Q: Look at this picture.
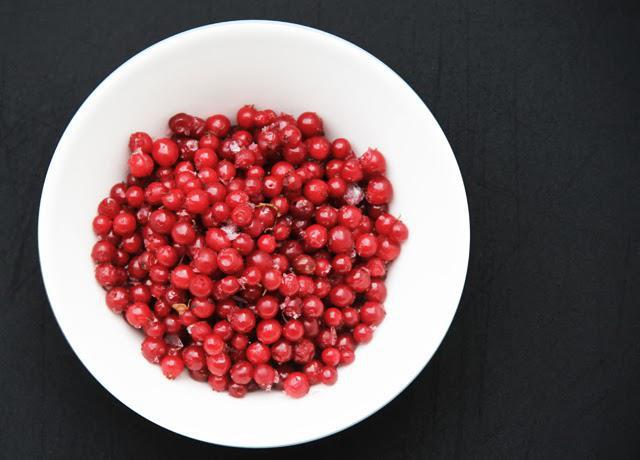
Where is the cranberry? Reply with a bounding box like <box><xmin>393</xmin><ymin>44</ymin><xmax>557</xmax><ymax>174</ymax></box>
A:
<box><xmin>390</xmin><ymin>220</ymin><xmax>409</xmax><ymax>243</ymax></box>
<box><xmin>208</xmin><ymin>374</ymin><xmax>228</xmax><ymax>392</ymax></box>
<box><xmin>125</xmin><ymin>302</ymin><xmax>153</xmax><ymax>329</ymax></box>
<box><xmin>366</xmin><ymin>176</ymin><xmax>393</xmax><ymax>205</ymax></box>
<box><xmin>306</xmin><ymin>136</ymin><xmax>330</xmax><ymax>160</ymax></box>
<box><xmin>246</xmin><ymin>341</ymin><xmax>271</xmax><ymax>365</ymax></box>
<box><xmin>328</xmin><ymin>226</ymin><xmax>353</xmax><ymax>253</ymax></box>
<box><xmin>93</xmin><ymin>215</ymin><xmax>112</xmax><ymax>235</ymax></box>
<box><xmin>129</xmin><ymin>132</ymin><xmax>153</xmax><ymax>153</ymax></box>
<box><xmin>105</xmin><ymin>287</ymin><xmax>129</xmax><ymax>313</ymax></box>
<box><xmin>229</xmin><ymin>308</ymin><xmax>256</xmax><ymax>334</ymax></box>
<box><xmin>228</xmin><ymin>383</ymin><xmax>248</xmax><ymax>398</ymax></box>
<box><xmin>271</xmin><ymin>339</ymin><xmax>293</xmax><ymax>364</ymax></box>
<box><xmin>282</xmin><ymin>320</ymin><xmax>304</xmax><ymax>343</ymax></box>
<box><xmin>91</xmin><ymin>240</ymin><xmax>115</xmax><ymax>263</ymax></box>
<box><xmin>253</xmin><ymin>364</ymin><xmax>276</xmax><ymax>389</ymax></box>
<box><xmin>217</xmin><ymin>247</ymin><xmax>243</xmax><ymax>274</ymax></box>
<box><xmin>128</xmin><ymin>152</ymin><xmax>154</xmax><ymax>177</ymax></box>
<box><xmin>152</xmin><ymin>138</ymin><xmax>179</xmax><ymax>166</ymax></box>
<box><xmin>205</xmin><ymin>114</ymin><xmax>231</xmax><ymax>137</ymax></box>
<box><xmin>327</xmin><ymin>176</ymin><xmax>347</xmax><ymax>198</ymax></box>
<box><xmin>345</xmin><ymin>267</ymin><xmax>371</xmax><ymax>292</ymax></box>
<box><xmin>376</xmin><ymin>237</ymin><xmax>401</xmax><ymax>261</ymax></box>
<box><xmin>340</xmin><ymin>158</ymin><xmax>363</xmax><ymax>183</ymax></box>
<box><xmin>283</xmin><ymin>372</ymin><xmax>310</xmax><ymax>398</ymax></box>
<box><xmin>206</xmin><ymin>352</ymin><xmax>231</xmax><ymax>376</ymax></box>
<box><xmin>296</xmin><ymin>112</ymin><xmax>323</xmax><ymax>138</ymax></box>
<box><xmin>321</xmin><ymin>347</ymin><xmax>341</xmax><ymax>367</ymax></box>
<box><xmin>303</xmin><ymin>360</ymin><xmax>323</xmax><ymax>385</ymax></box>
<box><xmin>338</xmin><ymin>205</ymin><xmax>362</xmax><ymax>230</ymax></box>
<box><xmin>182</xmin><ymin>345</ymin><xmax>206</xmax><ymax>371</ymax></box>
<box><xmin>353</xmin><ymin>323</ymin><xmax>374</xmax><ymax>344</ymax></box>
<box><xmin>171</xmin><ymin>221</ymin><xmax>196</xmax><ymax>245</ymax></box>
<box><xmin>355</xmin><ymin>233</ymin><xmax>378</xmax><ymax>258</ymax></box>
<box><xmin>320</xmin><ymin>366</ymin><xmax>338</xmax><ymax>385</ymax></box>
<box><xmin>359</xmin><ymin>148</ymin><xmax>387</xmax><ymax>176</ymax></box>
<box><xmin>340</xmin><ymin>348</ymin><xmax>355</xmax><ymax>365</ymax></box>
<box><xmin>189</xmin><ymin>297</ymin><xmax>214</xmax><ymax>319</ymax></box>
<box><xmin>144</xmin><ymin>320</ymin><xmax>166</xmax><ymax>338</ymax></box>
<box><xmin>329</xmin><ymin>284</ymin><xmax>355</xmax><ymax>307</ymax></box>
<box><xmin>237</xmin><ymin>105</ymin><xmax>256</xmax><ymax>129</ymax></box>
<box><xmin>161</xmin><ymin>355</ymin><xmax>185</xmax><ymax>379</ymax></box>
<box><xmin>367</xmin><ymin>279</ymin><xmax>387</xmax><ymax>302</ymax></box>
<box><xmin>360</xmin><ymin>301</ymin><xmax>386</xmax><ymax>326</ymax></box>
<box><xmin>256</xmin><ymin>319</ymin><xmax>282</xmax><ymax>344</ymax></box>
<box><xmin>230</xmin><ymin>360</ymin><xmax>253</xmax><ymax>385</ymax></box>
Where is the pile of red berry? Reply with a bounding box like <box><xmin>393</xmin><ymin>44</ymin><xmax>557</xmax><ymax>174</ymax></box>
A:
<box><xmin>91</xmin><ymin>106</ymin><xmax>408</xmax><ymax>398</ymax></box>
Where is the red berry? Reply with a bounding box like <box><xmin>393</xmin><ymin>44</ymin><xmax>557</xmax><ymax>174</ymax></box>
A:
<box><xmin>283</xmin><ymin>372</ymin><xmax>310</xmax><ymax>398</ymax></box>
<box><xmin>129</xmin><ymin>132</ymin><xmax>152</xmax><ymax>153</ymax></box>
<box><xmin>366</xmin><ymin>176</ymin><xmax>393</xmax><ymax>205</ymax></box>
<box><xmin>296</xmin><ymin>112</ymin><xmax>323</xmax><ymax>138</ymax></box>
<box><xmin>128</xmin><ymin>152</ymin><xmax>154</xmax><ymax>177</ymax></box>
<box><xmin>152</xmin><ymin>138</ymin><xmax>179</xmax><ymax>166</ymax></box>
<box><xmin>256</xmin><ymin>319</ymin><xmax>282</xmax><ymax>344</ymax></box>
<box><xmin>161</xmin><ymin>355</ymin><xmax>184</xmax><ymax>379</ymax></box>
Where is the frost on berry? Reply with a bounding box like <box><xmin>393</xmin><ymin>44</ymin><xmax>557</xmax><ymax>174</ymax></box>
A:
<box><xmin>344</xmin><ymin>183</ymin><xmax>364</xmax><ymax>205</ymax></box>
<box><xmin>221</xmin><ymin>223</ymin><xmax>239</xmax><ymax>241</ymax></box>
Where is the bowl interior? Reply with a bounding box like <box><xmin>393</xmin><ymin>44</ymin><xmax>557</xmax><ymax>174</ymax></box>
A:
<box><xmin>39</xmin><ymin>21</ymin><xmax>469</xmax><ymax>447</ymax></box>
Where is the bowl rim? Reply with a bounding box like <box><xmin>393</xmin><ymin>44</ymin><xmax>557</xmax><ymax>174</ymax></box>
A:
<box><xmin>38</xmin><ymin>19</ymin><xmax>470</xmax><ymax>448</ymax></box>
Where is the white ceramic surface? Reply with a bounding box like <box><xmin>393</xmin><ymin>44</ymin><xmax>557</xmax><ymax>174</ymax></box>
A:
<box><xmin>38</xmin><ymin>21</ymin><xmax>469</xmax><ymax>448</ymax></box>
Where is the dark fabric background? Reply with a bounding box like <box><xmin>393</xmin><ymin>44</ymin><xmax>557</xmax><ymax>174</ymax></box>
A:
<box><xmin>1</xmin><ymin>1</ymin><xmax>638</xmax><ymax>458</ymax></box>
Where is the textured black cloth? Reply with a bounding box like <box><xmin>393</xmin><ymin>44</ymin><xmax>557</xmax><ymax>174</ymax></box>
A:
<box><xmin>1</xmin><ymin>1</ymin><xmax>638</xmax><ymax>458</ymax></box>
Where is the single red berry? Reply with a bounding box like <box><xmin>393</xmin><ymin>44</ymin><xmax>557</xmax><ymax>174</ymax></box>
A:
<box><xmin>256</xmin><ymin>295</ymin><xmax>279</xmax><ymax>319</ymax></box>
<box><xmin>306</xmin><ymin>136</ymin><xmax>331</xmax><ymax>160</ymax></box>
<box><xmin>296</xmin><ymin>112</ymin><xmax>323</xmax><ymax>138</ymax></box>
<box><xmin>161</xmin><ymin>354</ymin><xmax>185</xmax><ymax>379</ymax></box>
<box><xmin>329</xmin><ymin>284</ymin><xmax>355</xmax><ymax>307</ymax></box>
<box><xmin>283</xmin><ymin>372</ymin><xmax>310</xmax><ymax>398</ymax></box>
<box><xmin>353</xmin><ymin>323</ymin><xmax>374</xmax><ymax>344</ymax></box>
<box><xmin>275</xmin><ymin>320</ymin><xmax>300</xmax><ymax>345</ymax></box>
<box><xmin>366</xmin><ymin>176</ymin><xmax>393</xmax><ymax>205</ymax></box>
<box><xmin>246</xmin><ymin>341</ymin><xmax>271</xmax><ymax>365</ymax></box>
<box><xmin>128</xmin><ymin>152</ymin><xmax>154</xmax><ymax>177</ymax></box>
<box><xmin>360</xmin><ymin>301</ymin><xmax>386</xmax><ymax>326</ymax></box>
<box><xmin>328</xmin><ymin>226</ymin><xmax>353</xmax><ymax>253</ymax></box>
<box><xmin>303</xmin><ymin>360</ymin><xmax>323</xmax><ymax>385</ymax></box>
<box><xmin>256</xmin><ymin>319</ymin><xmax>282</xmax><ymax>344</ymax></box>
<box><xmin>271</xmin><ymin>339</ymin><xmax>293</xmax><ymax>364</ymax></box>
<box><xmin>229</xmin><ymin>308</ymin><xmax>256</xmax><ymax>334</ymax></box>
<box><xmin>237</xmin><ymin>105</ymin><xmax>256</xmax><ymax>129</ymax></box>
<box><xmin>359</xmin><ymin>148</ymin><xmax>387</xmax><ymax>176</ymax></box>
<box><xmin>206</xmin><ymin>352</ymin><xmax>231</xmax><ymax>376</ymax></box>
<box><xmin>320</xmin><ymin>366</ymin><xmax>338</xmax><ymax>385</ymax></box>
<box><xmin>171</xmin><ymin>221</ymin><xmax>196</xmax><ymax>245</ymax></box>
<box><xmin>321</xmin><ymin>347</ymin><xmax>341</xmax><ymax>367</ymax></box>
<box><xmin>230</xmin><ymin>360</ymin><xmax>254</xmax><ymax>385</ymax></box>
<box><xmin>205</xmin><ymin>114</ymin><xmax>231</xmax><ymax>137</ymax></box>
<box><xmin>105</xmin><ymin>287</ymin><xmax>129</xmax><ymax>313</ymax></box>
<box><xmin>152</xmin><ymin>138</ymin><xmax>179</xmax><ymax>167</ymax></box>
<box><xmin>125</xmin><ymin>302</ymin><xmax>153</xmax><ymax>329</ymax></box>
<box><xmin>129</xmin><ymin>132</ymin><xmax>153</xmax><ymax>153</ymax></box>
<box><xmin>253</xmin><ymin>364</ymin><xmax>276</xmax><ymax>389</ymax></box>
<box><xmin>208</xmin><ymin>374</ymin><xmax>228</xmax><ymax>392</ymax></box>
<box><xmin>366</xmin><ymin>279</ymin><xmax>387</xmax><ymax>303</ymax></box>
<box><xmin>182</xmin><ymin>345</ymin><xmax>206</xmax><ymax>371</ymax></box>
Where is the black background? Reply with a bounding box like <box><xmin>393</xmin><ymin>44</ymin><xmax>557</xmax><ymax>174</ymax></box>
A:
<box><xmin>1</xmin><ymin>1</ymin><xmax>639</xmax><ymax>458</ymax></box>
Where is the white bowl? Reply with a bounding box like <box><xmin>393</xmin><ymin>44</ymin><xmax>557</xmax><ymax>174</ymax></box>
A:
<box><xmin>38</xmin><ymin>21</ymin><xmax>469</xmax><ymax>448</ymax></box>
